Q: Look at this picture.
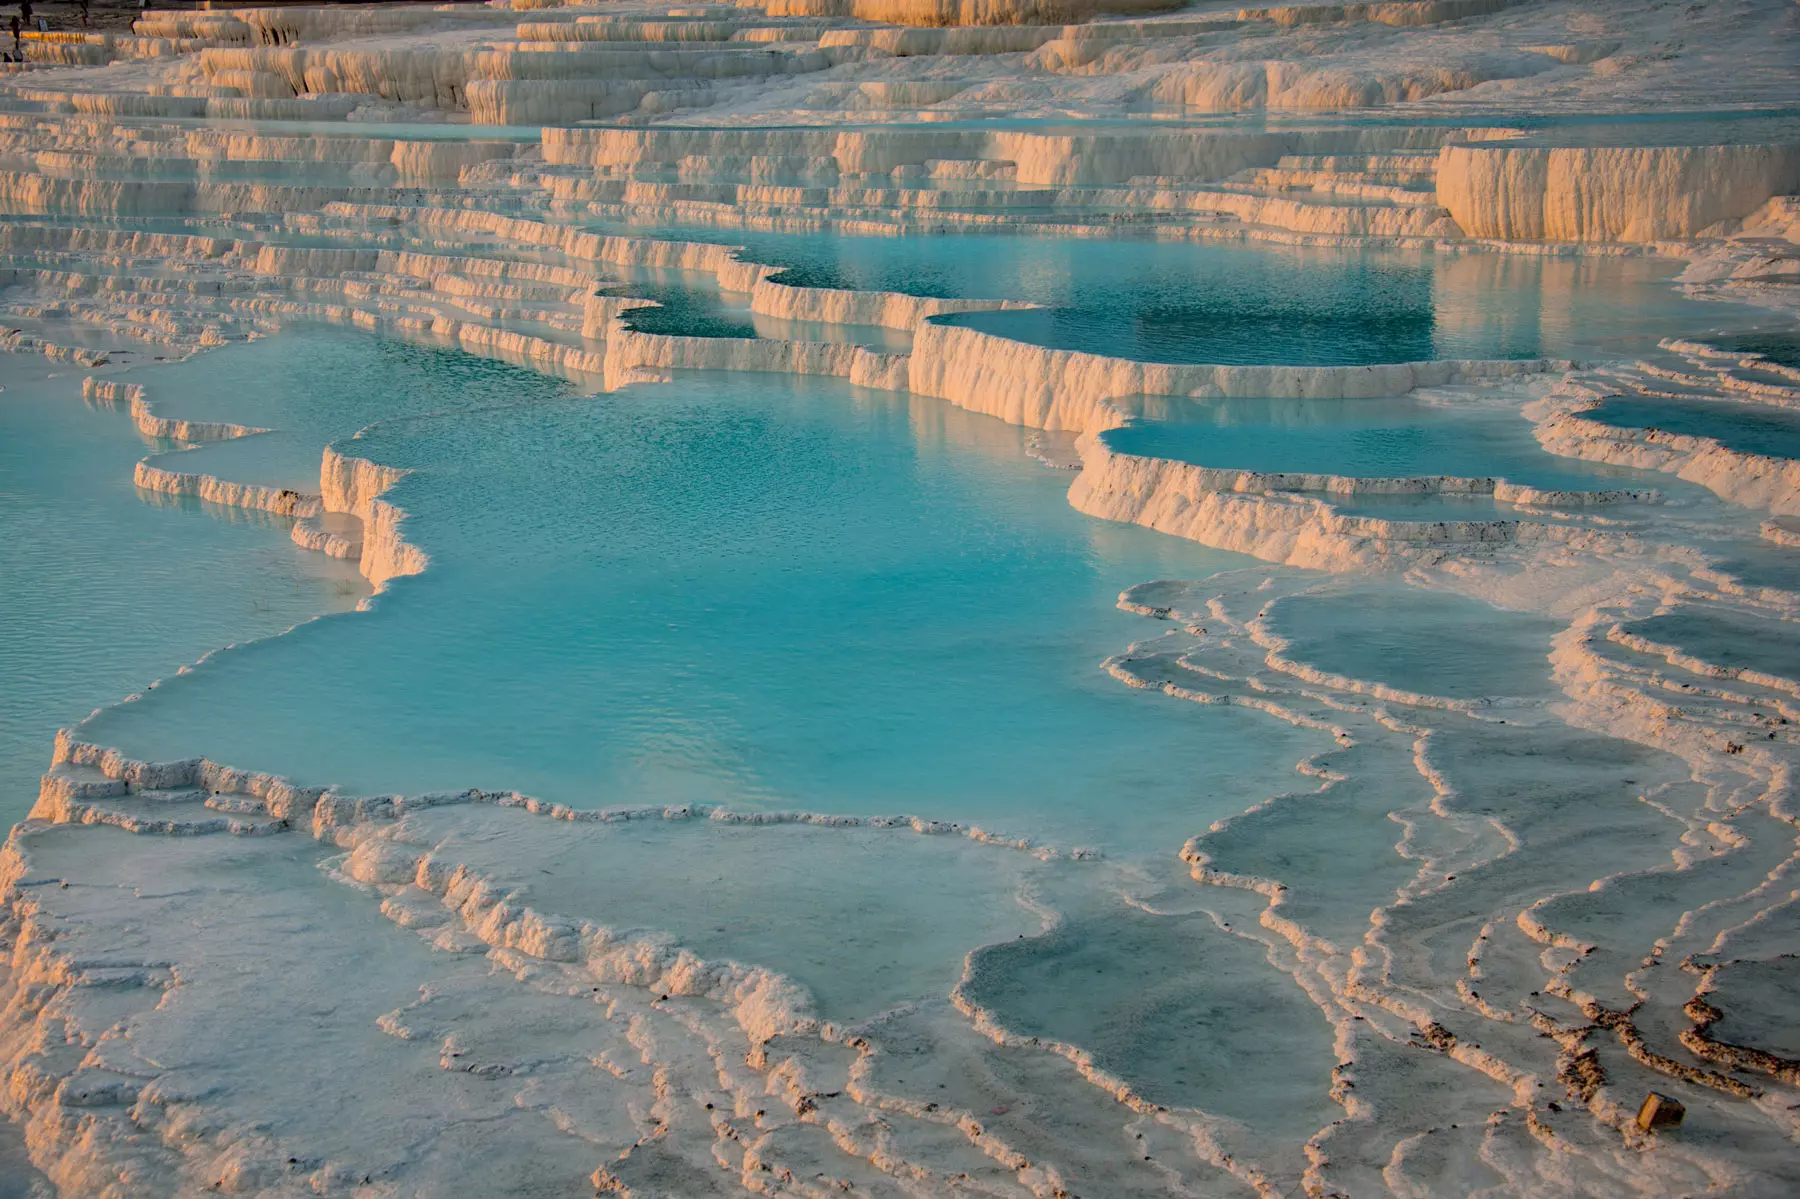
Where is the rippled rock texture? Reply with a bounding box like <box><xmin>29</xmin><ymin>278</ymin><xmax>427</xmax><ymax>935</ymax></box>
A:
<box><xmin>0</xmin><ymin>0</ymin><xmax>1797</xmax><ymax>1196</ymax></box>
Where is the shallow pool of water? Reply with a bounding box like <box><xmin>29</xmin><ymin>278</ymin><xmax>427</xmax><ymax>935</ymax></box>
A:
<box><xmin>0</xmin><ymin>356</ymin><xmax>365</xmax><ymax>822</ymax></box>
<box><xmin>1705</xmin><ymin>539</ymin><xmax>1800</xmax><ymax>594</ymax></box>
<box><xmin>1268</xmin><ymin>585</ymin><xmax>1563</xmax><ymax>700</ymax></box>
<box><xmin>611</xmin><ymin>226</ymin><xmax>1760</xmax><ymax>365</ymax></box>
<box><xmin>962</xmin><ymin>903</ymin><xmax>1338</xmax><ymax>1125</ymax></box>
<box><xmin>1587</xmin><ymin>395</ymin><xmax>1800</xmax><ymax>460</ymax></box>
<box><xmin>1626</xmin><ymin>607</ymin><xmax>1800</xmax><ymax>683</ymax></box>
<box><xmin>1710</xmin><ymin>331</ymin><xmax>1800</xmax><ymax>368</ymax></box>
<box><xmin>81</xmin><ymin>334</ymin><xmax>1322</xmax><ymax>858</ymax></box>
<box><xmin>614</xmin><ymin>270</ymin><xmax>762</xmax><ymax>339</ymax></box>
<box><xmin>1102</xmin><ymin>392</ymin><xmax>1647</xmax><ymax>490</ymax></box>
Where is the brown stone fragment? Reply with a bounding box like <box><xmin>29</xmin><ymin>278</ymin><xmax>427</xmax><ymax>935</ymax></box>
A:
<box><xmin>1636</xmin><ymin>1092</ymin><xmax>1685</xmax><ymax>1131</ymax></box>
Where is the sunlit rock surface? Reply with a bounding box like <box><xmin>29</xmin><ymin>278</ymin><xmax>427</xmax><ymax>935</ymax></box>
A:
<box><xmin>0</xmin><ymin>0</ymin><xmax>1797</xmax><ymax>1195</ymax></box>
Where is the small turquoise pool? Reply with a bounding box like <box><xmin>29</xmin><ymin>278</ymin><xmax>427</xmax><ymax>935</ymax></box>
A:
<box><xmin>1101</xmin><ymin>392</ymin><xmax>1649</xmax><ymax>491</ymax></box>
<box><xmin>1587</xmin><ymin>395</ymin><xmax>1800</xmax><ymax>460</ymax></box>
<box><xmin>609</xmin><ymin>224</ymin><xmax>1762</xmax><ymax>365</ymax></box>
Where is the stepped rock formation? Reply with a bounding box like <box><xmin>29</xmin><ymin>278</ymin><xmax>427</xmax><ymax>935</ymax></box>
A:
<box><xmin>0</xmin><ymin>0</ymin><xmax>1797</xmax><ymax>1196</ymax></box>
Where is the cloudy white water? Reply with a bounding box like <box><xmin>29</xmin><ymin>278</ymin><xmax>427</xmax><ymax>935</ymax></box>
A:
<box><xmin>0</xmin><ymin>1</ymin><xmax>1798</xmax><ymax>1196</ymax></box>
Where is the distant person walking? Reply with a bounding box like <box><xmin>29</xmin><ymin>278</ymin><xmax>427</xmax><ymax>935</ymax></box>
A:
<box><xmin>9</xmin><ymin>12</ymin><xmax>19</xmax><ymax>57</ymax></box>
<box><xmin>79</xmin><ymin>0</ymin><xmax>88</xmax><ymax>28</ymax></box>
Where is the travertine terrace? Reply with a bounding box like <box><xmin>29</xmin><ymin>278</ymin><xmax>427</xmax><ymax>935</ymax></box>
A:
<box><xmin>0</xmin><ymin>0</ymin><xmax>1798</xmax><ymax>1196</ymax></box>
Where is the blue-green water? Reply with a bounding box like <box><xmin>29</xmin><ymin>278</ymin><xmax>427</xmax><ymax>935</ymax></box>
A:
<box><xmin>1588</xmin><ymin>395</ymin><xmax>1800</xmax><ymax>459</ymax></box>
<box><xmin>1627</xmin><ymin>608</ymin><xmax>1800</xmax><ymax>683</ymax></box>
<box><xmin>77</xmin><ymin>335</ymin><xmax>1321</xmax><ymax>857</ymax></box>
<box><xmin>1707</xmin><ymin>539</ymin><xmax>1800</xmax><ymax>594</ymax></box>
<box><xmin>935</xmin><ymin>248</ymin><xmax>1760</xmax><ymax>366</ymax></box>
<box><xmin>0</xmin><ymin>357</ymin><xmax>365</xmax><ymax>820</ymax></box>
<box><xmin>0</xmin><ymin>331</ymin><xmax>574</xmax><ymax>824</ymax></box>
<box><xmin>2</xmin><ymin>225</ymin><xmax>1794</xmax><ymax>1190</ymax></box>
<box><xmin>1101</xmin><ymin>392</ymin><xmax>1650</xmax><ymax>490</ymax></box>
<box><xmin>614</xmin><ymin>272</ymin><xmax>762</xmax><ymax>339</ymax></box>
<box><xmin>138</xmin><ymin>329</ymin><xmax>568</xmax><ymax>441</ymax></box>
<box><xmin>962</xmin><ymin>904</ymin><xmax>1338</xmax><ymax>1124</ymax></box>
<box><xmin>1269</xmin><ymin>587</ymin><xmax>1563</xmax><ymax>699</ymax></box>
<box><xmin>1711</xmin><ymin>332</ymin><xmax>1800</xmax><ymax>368</ymax></box>
<box><xmin>617</xmin><ymin>226</ymin><xmax>1759</xmax><ymax>365</ymax></box>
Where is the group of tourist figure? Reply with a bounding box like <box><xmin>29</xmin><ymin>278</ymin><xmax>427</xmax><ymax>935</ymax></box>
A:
<box><xmin>8</xmin><ymin>0</ymin><xmax>94</xmax><ymax>59</ymax></box>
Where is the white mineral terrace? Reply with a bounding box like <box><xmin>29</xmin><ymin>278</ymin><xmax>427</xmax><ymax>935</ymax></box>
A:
<box><xmin>0</xmin><ymin>0</ymin><xmax>1798</xmax><ymax>1196</ymax></box>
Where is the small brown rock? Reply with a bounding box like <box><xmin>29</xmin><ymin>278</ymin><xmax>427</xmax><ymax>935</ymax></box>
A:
<box><xmin>1637</xmin><ymin>1092</ymin><xmax>1685</xmax><ymax>1131</ymax></box>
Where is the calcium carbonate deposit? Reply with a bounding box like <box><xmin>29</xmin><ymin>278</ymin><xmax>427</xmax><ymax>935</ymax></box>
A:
<box><xmin>0</xmin><ymin>0</ymin><xmax>1798</xmax><ymax>1195</ymax></box>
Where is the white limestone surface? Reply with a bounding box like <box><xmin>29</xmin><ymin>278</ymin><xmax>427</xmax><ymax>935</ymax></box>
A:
<box><xmin>0</xmin><ymin>0</ymin><xmax>1797</xmax><ymax>1195</ymax></box>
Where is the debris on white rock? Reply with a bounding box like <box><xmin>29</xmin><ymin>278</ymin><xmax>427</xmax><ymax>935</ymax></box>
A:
<box><xmin>0</xmin><ymin>0</ymin><xmax>1796</xmax><ymax>1196</ymax></box>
